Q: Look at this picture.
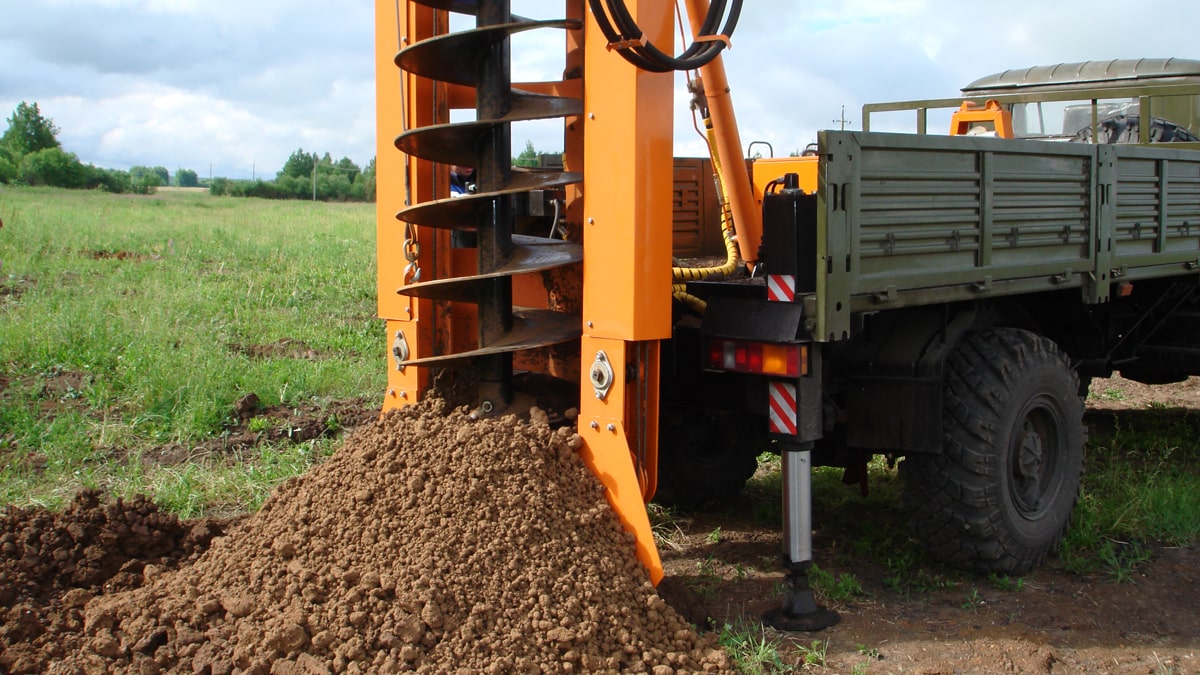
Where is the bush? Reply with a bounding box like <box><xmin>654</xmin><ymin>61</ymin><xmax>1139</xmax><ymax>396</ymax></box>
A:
<box><xmin>87</xmin><ymin>166</ymin><xmax>131</xmax><ymax>193</ymax></box>
<box><xmin>0</xmin><ymin>154</ymin><xmax>15</xmax><ymax>184</ymax></box>
<box><xmin>19</xmin><ymin>147</ymin><xmax>87</xmax><ymax>188</ymax></box>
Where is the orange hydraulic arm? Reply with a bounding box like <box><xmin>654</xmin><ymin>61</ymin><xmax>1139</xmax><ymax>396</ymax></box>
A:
<box><xmin>681</xmin><ymin>0</ymin><xmax>761</xmax><ymax>268</ymax></box>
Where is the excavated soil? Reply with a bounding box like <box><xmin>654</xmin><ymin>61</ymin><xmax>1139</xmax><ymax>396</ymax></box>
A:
<box><xmin>0</xmin><ymin>401</ymin><xmax>731</xmax><ymax>674</ymax></box>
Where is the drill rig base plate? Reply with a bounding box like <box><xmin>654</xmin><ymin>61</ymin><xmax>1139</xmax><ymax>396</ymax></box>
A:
<box><xmin>762</xmin><ymin>606</ymin><xmax>841</xmax><ymax>632</ymax></box>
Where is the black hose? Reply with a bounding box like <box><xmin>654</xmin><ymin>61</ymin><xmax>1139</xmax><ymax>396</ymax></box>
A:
<box><xmin>586</xmin><ymin>0</ymin><xmax>742</xmax><ymax>72</ymax></box>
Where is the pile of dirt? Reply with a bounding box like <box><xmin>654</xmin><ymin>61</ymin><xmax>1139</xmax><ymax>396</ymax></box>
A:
<box><xmin>0</xmin><ymin>490</ymin><xmax>227</xmax><ymax>671</ymax></box>
<box><xmin>2</xmin><ymin>401</ymin><xmax>730</xmax><ymax>674</ymax></box>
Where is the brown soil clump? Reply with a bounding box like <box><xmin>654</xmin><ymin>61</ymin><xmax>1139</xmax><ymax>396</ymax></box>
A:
<box><xmin>3</xmin><ymin>401</ymin><xmax>730</xmax><ymax>674</ymax></box>
<box><xmin>0</xmin><ymin>490</ymin><xmax>227</xmax><ymax>672</ymax></box>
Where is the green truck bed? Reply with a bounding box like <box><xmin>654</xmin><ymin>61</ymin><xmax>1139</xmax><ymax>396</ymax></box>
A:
<box><xmin>812</xmin><ymin>130</ymin><xmax>1200</xmax><ymax>341</ymax></box>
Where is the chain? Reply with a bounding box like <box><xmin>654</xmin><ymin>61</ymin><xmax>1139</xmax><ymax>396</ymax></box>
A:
<box><xmin>403</xmin><ymin>222</ymin><xmax>421</xmax><ymax>284</ymax></box>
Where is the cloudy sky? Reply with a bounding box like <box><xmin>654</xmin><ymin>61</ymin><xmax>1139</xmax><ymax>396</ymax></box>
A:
<box><xmin>2</xmin><ymin>0</ymin><xmax>1199</xmax><ymax>180</ymax></box>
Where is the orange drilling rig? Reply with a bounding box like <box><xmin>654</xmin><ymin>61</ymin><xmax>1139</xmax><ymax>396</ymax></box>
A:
<box><xmin>372</xmin><ymin>0</ymin><xmax>835</xmax><ymax>626</ymax></box>
<box><xmin>377</xmin><ymin>1</ymin><xmax>1200</xmax><ymax>632</ymax></box>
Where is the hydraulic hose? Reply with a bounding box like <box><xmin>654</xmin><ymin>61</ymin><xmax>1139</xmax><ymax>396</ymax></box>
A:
<box><xmin>673</xmin><ymin>118</ymin><xmax>739</xmax><ymax>283</ymax></box>
<box><xmin>587</xmin><ymin>0</ymin><xmax>742</xmax><ymax>72</ymax></box>
<box><xmin>671</xmin><ymin>116</ymin><xmax>740</xmax><ymax>316</ymax></box>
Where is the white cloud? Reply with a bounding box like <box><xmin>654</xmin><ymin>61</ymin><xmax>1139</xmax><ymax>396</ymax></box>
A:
<box><xmin>1</xmin><ymin>1</ymin><xmax>1198</xmax><ymax>179</ymax></box>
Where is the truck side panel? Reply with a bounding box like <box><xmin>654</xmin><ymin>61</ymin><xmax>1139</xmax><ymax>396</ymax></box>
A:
<box><xmin>814</xmin><ymin>130</ymin><xmax>1200</xmax><ymax>342</ymax></box>
<box><xmin>1111</xmin><ymin>145</ymin><xmax>1200</xmax><ymax>278</ymax></box>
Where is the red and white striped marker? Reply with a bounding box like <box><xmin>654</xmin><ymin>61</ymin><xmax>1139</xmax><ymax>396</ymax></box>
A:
<box><xmin>768</xmin><ymin>381</ymin><xmax>798</xmax><ymax>435</ymax></box>
<box><xmin>767</xmin><ymin>274</ymin><xmax>796</xmax><ymax>303</ymax></box>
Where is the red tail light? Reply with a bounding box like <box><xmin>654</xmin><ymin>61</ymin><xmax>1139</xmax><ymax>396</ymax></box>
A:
<box><xmin>705</xmin><ymin>338</ymin><xmax>807</xmax><ymax>377</ymax></box>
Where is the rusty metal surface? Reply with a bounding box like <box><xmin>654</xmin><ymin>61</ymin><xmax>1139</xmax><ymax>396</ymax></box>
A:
<box><xmin>395</xmin><ymin>171</ymin><xmax>581</xmax><ymax>229</ymax></box>
<box><xmin>397</xmin><ymin>235</ymin><xmax>582</xmax><ymax>301</ymax></box>
<box><xmin>397</xmin><ymin>308</ymin><xmax>581</xmax><ymax>369</ymax></box>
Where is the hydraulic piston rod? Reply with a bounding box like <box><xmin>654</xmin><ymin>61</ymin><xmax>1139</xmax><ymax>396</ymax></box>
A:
<box><xmin>764</xmin><ymin>442</ymin><xmax>839</xmax><ymax>631</ymax></box>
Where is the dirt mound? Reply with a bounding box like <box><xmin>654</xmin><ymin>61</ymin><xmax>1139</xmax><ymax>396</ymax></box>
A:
<box><xmin>3</xmin><ymin>401</ymin><xmax>730</xmax><ymax>673</ymax></box>
<box><xmin>0</xmin><ymin>490</ymin><xmax>227</xmax><ymax>672</ymax></box>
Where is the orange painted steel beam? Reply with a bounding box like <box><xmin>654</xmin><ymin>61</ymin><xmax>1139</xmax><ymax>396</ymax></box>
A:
<box><xmin>377</xmin><ymin>2</ymin><xmax>460</xmax><ymax>411</ymax></box>
<box><xmin>578</xmin><ymin>0</ymin><xmax>674</xmax><ymax>584</ymax></box>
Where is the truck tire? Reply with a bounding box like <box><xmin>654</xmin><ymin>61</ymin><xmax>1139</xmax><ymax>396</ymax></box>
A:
<box><xmin>654</xmin><ymin>409</ymin><xmax>761</xmax><ymax>509</ymax></box>
<box><xmin>901</xmin><ymin>328</ymin><xmax>1084</xmax><ymax>574</ymax></box>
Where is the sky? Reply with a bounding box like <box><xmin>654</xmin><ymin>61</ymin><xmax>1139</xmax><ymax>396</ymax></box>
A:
<box><xmin>2</xmin><ymin>0</ymin><xmax>1199</xmax><ymax>180</ymax></box>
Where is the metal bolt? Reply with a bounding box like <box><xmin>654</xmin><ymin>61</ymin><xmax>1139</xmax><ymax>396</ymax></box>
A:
<box><xmin>606</xmin><ymin>424</ymin><xmax>616</xmax><ymax>432</ymax></box>
<box><xmin>590</xmin><ymin>421</ymin><xmax>599</xmax><ymax>430</ymax></box>
<box><xmin>404</xmin><ymin>307</ymin><xmax>411</xmax><ymax>315</ymax></box>
<box><xmin>588</xmin><ymin>113</ymin><xmax>595</xmax><ymax>120</ymax></box>
<box><xmin>481</xmin><ymin>400</ymin><xmax>494</xmax><ymax>414</ymax></box>
<box><xmin>586</xmin><ymin>321</ymin><xmax>594</xmax><ymax>328</ymax></box>
<box><xmin>399</xmin><ymin>391</ymin><xmax>408</xmax><ymax>399</ymax></box>
<box><xmin>387</xmin><ymin>388</ymin><xmax>396</xmax><ymax>397</ymax></box>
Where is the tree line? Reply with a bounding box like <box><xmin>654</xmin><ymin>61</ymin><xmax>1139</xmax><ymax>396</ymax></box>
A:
<box><xmin>0</xmin><ymin>101</ymin><xmax>374</xmax><ymax>202</ymax></box>
<box><xmin>0</xmin><ymin>102</ymin><xmax>174</xmax><ymax>194</ymax></box>
<box><xmin>209</xmin><ymin>148</ymin><xmax>375</xmax><ymax>202</ymax></box>
<box><xmin>1</xmin><ymin>101</ymin><xmax>553</xmax><ymax>203</ymax></box>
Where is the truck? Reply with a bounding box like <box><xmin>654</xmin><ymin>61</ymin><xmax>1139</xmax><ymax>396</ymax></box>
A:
<box><xmin>376</xmin><ymin>0</ymin><xmax>1200</xmax><ymax>630</ymax></box>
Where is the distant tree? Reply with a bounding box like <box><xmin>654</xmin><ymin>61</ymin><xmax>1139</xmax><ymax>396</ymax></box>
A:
<box><xmin>513</xmin><ymin>140</ymin><xmax>538</xmax><ymax>167</ymax></box>
<box><xmin>280</xmin><ymin>148</ymin><xmax>317</xmax><ymax>179</ymax></box>
<box><xmin>176</xmin><ymin>168</ymin><xmax>199</xmax><ymax>187</ymax></box>
<box><xmin>351</xmin><ymin>157</ymin><xmax>375</xmax><ymax>202</ymax></box>
<box><xmin>1</xmin><ymin>102</ymin><xmax>61</xmax><ymax>160</ymax></box>
<box><xmin>335</xmin><ymin>156</ymin><xmax>361</xmax><ymax>183</ymax></box>
<box><xmin>128</xmin><ymin>165</ymin><xmax>163</xmax><ymax>194</ymax></box>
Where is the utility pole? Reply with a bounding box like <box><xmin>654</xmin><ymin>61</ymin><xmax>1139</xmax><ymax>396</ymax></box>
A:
<box><xmin>833</xmin><ymin>105</ymin><xmax>851</xmax><ymax>131</ymax></box>
<box><xmin>312</xmin><ymin>158</ymin><xmax>317</xmax><ymax>201</ymax></box>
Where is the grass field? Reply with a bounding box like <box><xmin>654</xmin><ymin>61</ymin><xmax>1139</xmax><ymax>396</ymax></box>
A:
<box><xmin>0</xmin><ymin>186</ymin><xmax>382</xmax><ymax>514</ymax></box>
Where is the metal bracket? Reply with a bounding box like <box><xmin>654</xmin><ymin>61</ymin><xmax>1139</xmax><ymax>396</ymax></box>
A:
<box><xmin>391</xmin><ymin>330</ymin><xmax>410</xmax><ymax>372</ymax></box>
<box><xmin>589</xmin><ymin>350</ymin><xmax>615</xmax><ymax>401</ymax></box>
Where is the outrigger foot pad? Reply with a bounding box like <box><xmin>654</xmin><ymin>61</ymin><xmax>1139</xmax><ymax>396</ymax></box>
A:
<box><xmin>762</xmin><ymin>568</ymin><xmax>840</xmax><ymax>631</ymax></box>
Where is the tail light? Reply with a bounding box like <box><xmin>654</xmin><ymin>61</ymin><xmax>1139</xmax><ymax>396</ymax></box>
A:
<box><xmin>704</xmin><ymin>338</ymin><xmax>808</xmax><ymax>377</ymax></box>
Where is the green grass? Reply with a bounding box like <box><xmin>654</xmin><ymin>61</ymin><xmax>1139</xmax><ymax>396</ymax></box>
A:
<box><xmin>1060</xmin><ymin>410</ymin><xmax>1200</xmax><ymax>578</ymax></box>
<box><xmin>717</xmin><ymin>619</ymin><xmax>796</xmax><ymax>674</ymax></box>
<box><xmin>0</xmin><ymin>186</ymin><xmax>382</xmax><ymax>514</ymax></box>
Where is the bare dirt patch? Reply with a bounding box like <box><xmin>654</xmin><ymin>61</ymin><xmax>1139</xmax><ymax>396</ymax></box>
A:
<box><xmin>233</xmin><ymin>339</ymin><xmax>323</xmax><ymax>361</ymax></box>
<box><xmin>137</xmin><ymin>395</ymin><xmax>378</xmax><ymax>467</ymax></box>
<box><xmin>0</xmin><ymin>275</ymin><xmax>34</xmax><ymax>301</ymax></box>
<box><xmin>88</xmin><ymin>250</ymin><xmax>156</xmax><ymax>262</ymax></box>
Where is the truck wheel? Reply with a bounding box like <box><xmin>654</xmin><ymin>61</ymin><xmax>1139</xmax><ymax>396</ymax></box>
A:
<box><xmin>901</xmin><ymin>328</ymin><xmax>1084</xmax><ymax>574</ymax></box>
<box><xmin>654</xmin><ymin>409</ymin><xmax>761</xmax><ymax>509</ymax></box>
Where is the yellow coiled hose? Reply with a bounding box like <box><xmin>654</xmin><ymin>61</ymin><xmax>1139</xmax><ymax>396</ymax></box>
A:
<box><xmin>671</xmin><ymin>119</ymin><xmax>741</xmax><ymax>313</ymax></box>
